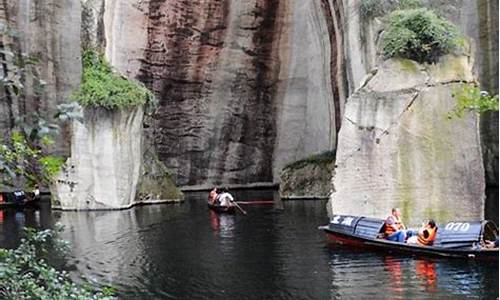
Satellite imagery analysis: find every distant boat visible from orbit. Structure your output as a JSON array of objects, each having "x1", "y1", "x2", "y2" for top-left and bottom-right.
[
  {"x1": 0, "y1": 190, "x2": 40, "y2": 209},
  {"x1": 319, "y1": 215, "x2": 499, "y2": 261},
  {"x1": 207, "y1": 203, "x2": 236, "y2": 214}
]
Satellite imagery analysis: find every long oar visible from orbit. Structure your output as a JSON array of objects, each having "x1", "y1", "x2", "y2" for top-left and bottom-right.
[
  {"x1": 236, "y1": 200, "x2": 274, "y2": 205},
  {"x1": 230, "y1": 199, "x2": 247, "y2": 215}
]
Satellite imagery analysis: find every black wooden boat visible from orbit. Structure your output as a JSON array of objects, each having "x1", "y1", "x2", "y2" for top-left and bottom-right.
[
  {"x1": 319, "y1": 215, "x2": 499, "y2": 260},
  {"x1": 0, "y1": 191, "x2": 39, "y2": 209},
  {"x1": 207, "y1": 203, "x2": 236, "y2": 214}
]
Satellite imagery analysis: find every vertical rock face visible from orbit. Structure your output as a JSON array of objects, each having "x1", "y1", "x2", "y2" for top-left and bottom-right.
[
  {"x1": 329, "y1": 55, "x2": 485, "y2": 225},
  {"x1": 273, "y1": 0, "x2": 346, "y2": 179},
  {"x1": 0, "y1": 0, "x2": 81, "y2": 156},
  {"x1": 0, "y1": 0, "x2": 347, "y2": 188},
  {"x1": 477, "y1": 0, "x2": 499, "y2": 223},
  {"x1": 52, "y1": 107, "x2": 144, "y2": 210},
  {"x1": 137, "y1": 0, "x2": 283, "y2": 186},
  {"x1": 343, "y1": 0, "x2": 498, "y2": 221},
  {"x1": 128, "y1": 0, "x2": 346, "y2": 186}
]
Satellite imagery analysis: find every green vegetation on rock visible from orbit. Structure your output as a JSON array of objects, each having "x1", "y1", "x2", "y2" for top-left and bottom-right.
[
  {"x1": 280, "y1": 150, "x2": 336, "y2": 198},
  {"x1": 284, "y1": 150, "x2": 336, "y2": 171},
  {"x1": 381, "y1": 8, "x2": 464, "y2": 63},
  {"x1": 0, "y1": 227, "x2": 115, "y2": 299},
  {"x1": 1, "y1": 132, "x2": 63, "y2": 189},
  {"x1": 0, "y1": 102, "x2": 81, "y2": 189},
  {"x1": 450, "y1": 84, "x2": 499, "y2": 118},
  {"x1": 137, "y1": 147, "x2": 184, "y2": 202},
  {"x1": 72, "y1": 50, "x2": 154, "y2": 110}
]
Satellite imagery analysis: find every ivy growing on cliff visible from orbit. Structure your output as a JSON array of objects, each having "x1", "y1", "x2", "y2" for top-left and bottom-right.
[
  {"x1": 449, "y1": 84, "x2": 499, "y2": 118},
  {"x1": 73, "y1": 50, "x2": 154, "y2": 110},
  {"x1": 381, "y1": 8, "x2": 465, "y2": 63}
]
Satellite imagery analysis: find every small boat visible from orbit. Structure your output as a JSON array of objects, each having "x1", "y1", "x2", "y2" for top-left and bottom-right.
[
  {"x1": 207, "y1": 203, "x2": 236, "y2": 214},
  {"x1": 319, "y1": 215, "x2": 499, "y2": 260},
  {"x1": 0, "y1": 190, "x2": 39, "y2": 209}
]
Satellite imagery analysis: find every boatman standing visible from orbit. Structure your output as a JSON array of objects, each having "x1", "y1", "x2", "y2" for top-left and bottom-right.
[{"x1": 384, "y1": 208, "x2": 407, "y2": 243}]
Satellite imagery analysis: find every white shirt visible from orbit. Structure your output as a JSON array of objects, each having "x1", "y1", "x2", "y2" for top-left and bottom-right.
[{"x1": 218, "y1": 192, "x2": 234, "y2": 206}]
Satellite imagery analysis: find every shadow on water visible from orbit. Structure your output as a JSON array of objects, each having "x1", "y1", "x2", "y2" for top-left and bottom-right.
[{"x1": 0, "y1": 191, "x2": 498, "y2": 299}]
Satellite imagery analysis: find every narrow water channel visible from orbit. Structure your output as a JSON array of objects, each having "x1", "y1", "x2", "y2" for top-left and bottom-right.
[{"x1": 0, "y1": 192, "x2": 498, "y2": 299}]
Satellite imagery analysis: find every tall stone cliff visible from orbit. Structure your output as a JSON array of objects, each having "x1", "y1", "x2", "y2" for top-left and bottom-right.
[
  {"x1": 83, "y1": 0, "x2": 347, "y2": 187},
  {"x1": 0, "y1": 0, "x2": 497, "y2": 208}
]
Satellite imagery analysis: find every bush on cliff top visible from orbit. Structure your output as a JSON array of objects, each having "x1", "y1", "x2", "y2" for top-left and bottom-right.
[
  {"x1": 381, "y1": 8, "x2": 464, "y2": 63},
  {"x1": 284, "y1": 150, "x2": 336, "y2": 171},
  {"x1": 72, "y1": 50, "x2": 154, "y2": 110}
]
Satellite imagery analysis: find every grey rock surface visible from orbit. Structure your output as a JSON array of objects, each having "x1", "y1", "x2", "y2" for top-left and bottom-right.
[
  {"x1": 0, "y1": 0, "x2": 82, "y2": 156},
  {"x1": 329, "y1": 55, "x2": 485, "y2": 225},
  {"x1": 52, "y1": 107, "x2": 144, "y2": 210},
  {"x1": 280, "y1": 161, "x2": 334, "y2": 199}
]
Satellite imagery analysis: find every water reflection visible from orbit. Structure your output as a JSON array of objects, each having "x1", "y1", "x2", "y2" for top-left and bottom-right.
[
  {"x1": 0, "y1": 194, "x2": 497, "y2": 299},
  {"x1": 0, "y1": 200, "x2": 52, "y2": 249},
  {"x1": 384, "y1": 256, "x2": 404, "y2": 293},
  {"x1": 327, "y1": 243, "x2": 498, "y2": 299},
  {"x1": 415, "y1": 260, "x2": 437, "y2": 292},
  {"x1": 209, "y1": 210, "x2": 235, "y2": 239}
]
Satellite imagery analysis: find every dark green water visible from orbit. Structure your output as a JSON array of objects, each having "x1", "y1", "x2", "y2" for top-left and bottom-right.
[{"x1": 0, "y1": 192, "x2": 498, "y2": 299}]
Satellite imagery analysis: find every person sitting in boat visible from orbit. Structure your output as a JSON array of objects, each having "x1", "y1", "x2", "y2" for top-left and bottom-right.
[
  {"x1": 406, "y1": 219, "x2": 437, "y2": 246},
  {"x1": 384, "y1": 208, "x2": 407, "y2": 243},
  {"x1": 208, "y1": 187, "x2": 219, "y2": 205},
  {"x1": 218, "y1": 188, "x2": 234, "y2": 207},
  {"x1": 484, "y1": 237, "x2": 499, "y2": 249}
]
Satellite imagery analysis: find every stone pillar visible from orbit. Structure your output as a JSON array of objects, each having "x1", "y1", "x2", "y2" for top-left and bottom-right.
[
  {"x1": 52, "y1": 106, "x2": 144, "y2": 210},
  {"x1": 329, "y1": 55, "x2": 485, "y2": 225}
]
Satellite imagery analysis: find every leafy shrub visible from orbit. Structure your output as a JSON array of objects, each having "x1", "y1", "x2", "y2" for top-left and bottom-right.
[
  {"x1": 39, "y1": 155, "x2": 66, "y2": 179},
  {"x1": 0, "y1": 227, "x2": 115, "y2": 300},
  {"x1": 360, "y1": 0, "x2": 421, "y2": 19},
  {"x1": 73, "y1": 50, "x2": 154, "y2": 110},
  {"x1": 284, "y1": 150, "x2": 336, "y2": 171},
  {"x1": 381, "y1": 8, "x2": 464, "y2": 63},
  {"x1": 0, "y1": 131, "x2": 66, "y2": 188},
  {"x1": 0, "y1": 22, "x2": 82, "y2": 190},
  {"x1": 449, "y1": 84, "x2": 499, "y2": 118}
]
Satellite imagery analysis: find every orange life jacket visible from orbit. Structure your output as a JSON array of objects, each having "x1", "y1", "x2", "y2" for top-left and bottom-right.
[
  {"x1": 385, "y1": 216, "x2": 405, "y2": 235},
  {"x1": 417, "y1": 226, "x2": 437, "y2": 246}
]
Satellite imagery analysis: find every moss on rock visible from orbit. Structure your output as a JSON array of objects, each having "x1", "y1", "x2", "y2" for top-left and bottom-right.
[
  {"x1": 280, "y1": 151, "x2": 335, "y2": 198},
  {"x1": 137, "y1": 147, "x2": 184, "y2": 202}
]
